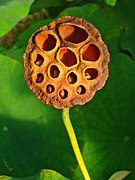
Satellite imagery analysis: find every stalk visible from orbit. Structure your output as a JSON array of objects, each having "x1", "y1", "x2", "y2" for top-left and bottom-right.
[{"x1": 62, "y1": 108, "x2": 91, "y2": 180}]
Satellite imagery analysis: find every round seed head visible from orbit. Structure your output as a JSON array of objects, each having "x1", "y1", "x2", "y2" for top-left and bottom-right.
[{"x1": 24, "y1": 16, "x2": 110, "y2": 109}]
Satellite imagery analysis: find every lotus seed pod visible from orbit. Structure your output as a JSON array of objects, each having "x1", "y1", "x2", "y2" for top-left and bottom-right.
[{"x1": 23, "y1": 16, "x2": 110, "y2": 109}]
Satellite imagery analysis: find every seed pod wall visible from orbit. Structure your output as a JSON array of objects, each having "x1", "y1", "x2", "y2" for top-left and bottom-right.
[{"x1": 24, "y1": 16, "x2": 110, "y2": 109}]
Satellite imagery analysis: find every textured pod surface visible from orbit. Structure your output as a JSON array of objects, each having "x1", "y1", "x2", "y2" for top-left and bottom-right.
[{"x1": 24, "y1": 16, "x2": 110, "y2": 109}]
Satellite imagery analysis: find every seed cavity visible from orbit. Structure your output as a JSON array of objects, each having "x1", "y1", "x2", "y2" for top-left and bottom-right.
[
  {"x1": 59, "y1": 24, "x2": 88, "y2": 43},
  {"x1": 85, "y1": 68, "x2": 98, "y2": 80},
  {"x1": 46, "y1": 84, "x2": 55, "y2": 93},
  {"x1": 82, "y1": 44, "x2": 100, "y2": 61},
  {"x1": 36, "y1": 73, "x2": 44, "y2": 83},
  {"x1": 59, "y1": 89, "x2": 68, "y2": 99},
  {"x1": 67, "y1": 72, "x2": 77, "y2": 84},
  {"x1": 35, "y1": 33, "x2": 56, "y2": 51},
  {"x1": 34, "y1": 54, "x2": 44, "y2": 66},
  {"x1": 59, "y1": 48, "x2": 77, "y2": 67},
  {"x1": 50, "y1": 65, "x2": 60, "y2": 78},
  {"x1": 76, "y1": 85, "x2": 86, "y2": 95}
]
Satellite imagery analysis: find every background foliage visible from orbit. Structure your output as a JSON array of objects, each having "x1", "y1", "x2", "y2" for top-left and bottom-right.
[{"x1": 0, "y1": 0, "x2": 135, "y2": 179}]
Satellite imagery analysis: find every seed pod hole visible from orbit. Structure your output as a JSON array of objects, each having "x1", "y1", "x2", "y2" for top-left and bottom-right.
[
  {"x1": 59, "y1": 48, "x2": 77, "y2": 67},
  {"x1": 76, "y1": 85, "x2": 86, "y2": 95},
  {"x1": 82, "y1": 44, "x2": 100, "y2": 61},
  {"x1": 67, "y1": 72, "x2": 77, "y2": 84},
  {"x1": 59, "y1": 24, "x2": 88, "y2": 44},
  {"x1": 50, "y1": 65, "x2": 60, "y2": 78},
  {"x1": 35, "y1": 34, "x2": 56, "y2": 51},
  {"x1": 85, "y1": 68, "x2": 98, "y2": 80},
  {"x1": 46, "y1": 84, "x2": 55, "y2": 93},
  {"x1": 36, "y1": 73, "x2": 44, "y2": 83},
  {"x1": 34, "y1": 54, "x2": 44, "y2": 66},
  {"x1": 59, "y1": 89, "x2": 68, "y2": 99}
]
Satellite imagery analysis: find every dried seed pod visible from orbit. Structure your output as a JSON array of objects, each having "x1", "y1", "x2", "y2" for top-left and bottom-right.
[{"x1": 23, "y1": 16, "x2": 110, "y2": 109}]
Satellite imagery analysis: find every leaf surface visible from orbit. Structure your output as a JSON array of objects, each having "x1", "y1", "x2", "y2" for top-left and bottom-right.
[
  {"x1": 0, "y1": 54, "x2": 79, "y2": 178},
  {"x1": 30, "y1": 0, "x2": 67, "y2": 13},
  {"x1": 109, "y1": 170, "x2": 131, "y2": 180},
  {"x1": 0, "y1": 2, "x2": 135, "y2": 180},
  {"x1": 70, "y1": 53, "x2": 135, "y2": 180},
  {"x1": 0, "y1": 0, "x2": 34, "y2": 37},
  {"x1": 115, "y1": 0, "x2": 135, "y2": 59},
  {"x1": 0, "y1": 169, "x2": 69, "y2": 180},
  {"x1": 105, "y1": 0, "x2": 117, "y2": 6}
]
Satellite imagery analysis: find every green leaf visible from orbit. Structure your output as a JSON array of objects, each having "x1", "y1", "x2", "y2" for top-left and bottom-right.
[
  {"x1": 1, "y1": 51, "x2": 135, "y2": 179},
  {"x1": 38, "y1": 170, "x2": 69, "y2": 180},
  {"x1": 109, "y1": 170, "x2": 131, "y2": 180},
  {"x1": 0, "y1": 45, "x2": 6, "y2": 53},
  {"x1": 0, "y1": 0, "x2": 34, "y2": 37},
  {"x1": 0, "y1": 54, "x2": 79, "y2": 177},
  {"x1": 71, "y1": 53, "x2": 135, "y2": 179},
  {"x1": 0, "y1": 46, "x2": 25, "y2": 63},
  {"x1": 30, "y1": 0, "x2": 67, "y2": 13},
  {"x1": 105, "y1": 0, "x2": 117, "y2": 6},
  {"x1": 0, "y1": 169, "x2": 69, "y2": 180},
  {"x1": 115, "y1": 0, "x2": 135, "y2": 59},
  {"x1": 0, "y1": 2, "x2": 135, "y2": 180}
]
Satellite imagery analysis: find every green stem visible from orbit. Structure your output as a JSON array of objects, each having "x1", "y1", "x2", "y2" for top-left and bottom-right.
[{"x1": 62, "y1": 108, "x2": 91, "y2": 180}]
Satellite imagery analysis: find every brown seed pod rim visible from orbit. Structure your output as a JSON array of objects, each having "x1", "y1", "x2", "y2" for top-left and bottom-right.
[{"x1": 23, "y1": 16, "x2": 110, "y2": 109}]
